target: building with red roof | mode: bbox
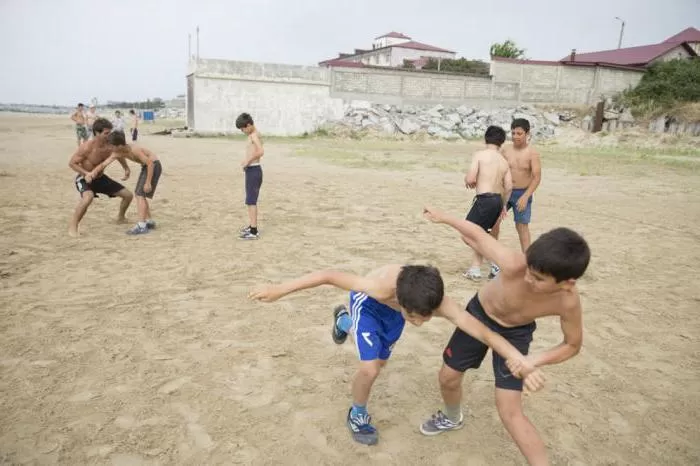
[319,32,456,69]
[559,27,699,68]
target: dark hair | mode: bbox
[129,109,135,115]
[77,103,84,107]
[92,117,113,136]
[235,112,254,129]
[396,265,444,316]
[485,125,506,147]
[107,130,127,146]
[511,118,530,133]
[526,228,590,282]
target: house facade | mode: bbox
[319,32,456,69]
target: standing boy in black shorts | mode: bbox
[88,130,162,235]
[236,113,264,240]
[462,126,512,281]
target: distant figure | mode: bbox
[112,110,125,132]
[70,103,88,146]
[129,109,140,141]
[86,105,98,140]
[235,112,264,240]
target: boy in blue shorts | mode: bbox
[491,118,541,256]
[249,264,544,446]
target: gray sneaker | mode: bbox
[347,408,378,445]
[146,219,157,229]
[126,224,149,235]
[419,410,464,436]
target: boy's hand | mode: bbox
[85,173,94,183]
[422,206,446,224]
[499,207,507,221]
[506,355,537,378]
[523,369,546,393]
[516,194,529,213]
[248,285,285,303]
[144,183,152,193]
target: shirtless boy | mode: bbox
[129,109,140,142]
[235,113,264,240]
[249,264,544,446]
[71,103,89,146]
[89,130,162,235]
[420,206,589,466]
[68,118,133,237]
[491,118,542,254]
[463,126,513,282]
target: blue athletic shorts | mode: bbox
[506,188,533,224]
[348,291,405,361]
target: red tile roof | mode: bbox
[559,27,699,67]
[492,56,646,72]
[318,57,365,68]
[393,41,454,53]
[375,31,411,40]
[663,27,700,44]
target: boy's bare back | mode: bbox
[470,148,511,196]
[502,145,538,189]
[361,264,403,309]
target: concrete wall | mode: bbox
[189,59,344,135]
[330,67,499,107]
[188,57,647,134]
[490,59,644,104]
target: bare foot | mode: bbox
[115,217,129,225]
[68,227,80,238]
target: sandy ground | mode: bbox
[1,113,699,466]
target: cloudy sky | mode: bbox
[0,0,697,106]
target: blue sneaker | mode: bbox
[332,305,349,344]
[346,408,378,446]
[127,224,149,235]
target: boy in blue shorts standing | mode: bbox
[249,264,544,446]
[235,113,264,240]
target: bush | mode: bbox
[619,58,700,116]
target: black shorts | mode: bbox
[135,160,162,199]
[74,174,125,198]
[244,165,263,205]
[466,193,503,232]
[131,128,139,141]
[443,294,536,391]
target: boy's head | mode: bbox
[395,265,444,325]
[511,118,530,147]
[525,227,590,293]
[129,109,135,115]
[77,103,84,110]
[92,117,113,138]
[485,125,506,147]
[107,130,130,153]
[115,110,121,117]
[235,112,255,135]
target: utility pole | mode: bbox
[196,26,200,61]
[615,17,625,49]
[188,33,192,61]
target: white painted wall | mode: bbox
[389,48,455,67]
[191,59,344,135]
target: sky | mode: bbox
[0,0,697,106]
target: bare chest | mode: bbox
[480,280,563,326]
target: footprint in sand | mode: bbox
[158,376,191,394]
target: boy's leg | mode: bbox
[491,321,545,465]
[495,389,548,466]
[463,195,502,281]
[420,319,489,435]
[512,195,533,252]
[115,188,133,223]
[69,189,95,237]
[240,166,262,239]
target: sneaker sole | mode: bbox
[332,305,349,344]
[347,408,378,446]
[419,421,465,436]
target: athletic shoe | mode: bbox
[239,230,259,240]
[146,220,157,229]
[488,263,500,280]
[332,305,349,344]
[347,408,378,445]
[126,224,149,235]
[419,410,465,436]
[462,266,482,281]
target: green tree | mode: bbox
[489,40,525,59]
[422,57,489,75]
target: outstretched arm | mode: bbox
[437,297,545,392]
[423,206,524,273]
[248,270,384,303]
